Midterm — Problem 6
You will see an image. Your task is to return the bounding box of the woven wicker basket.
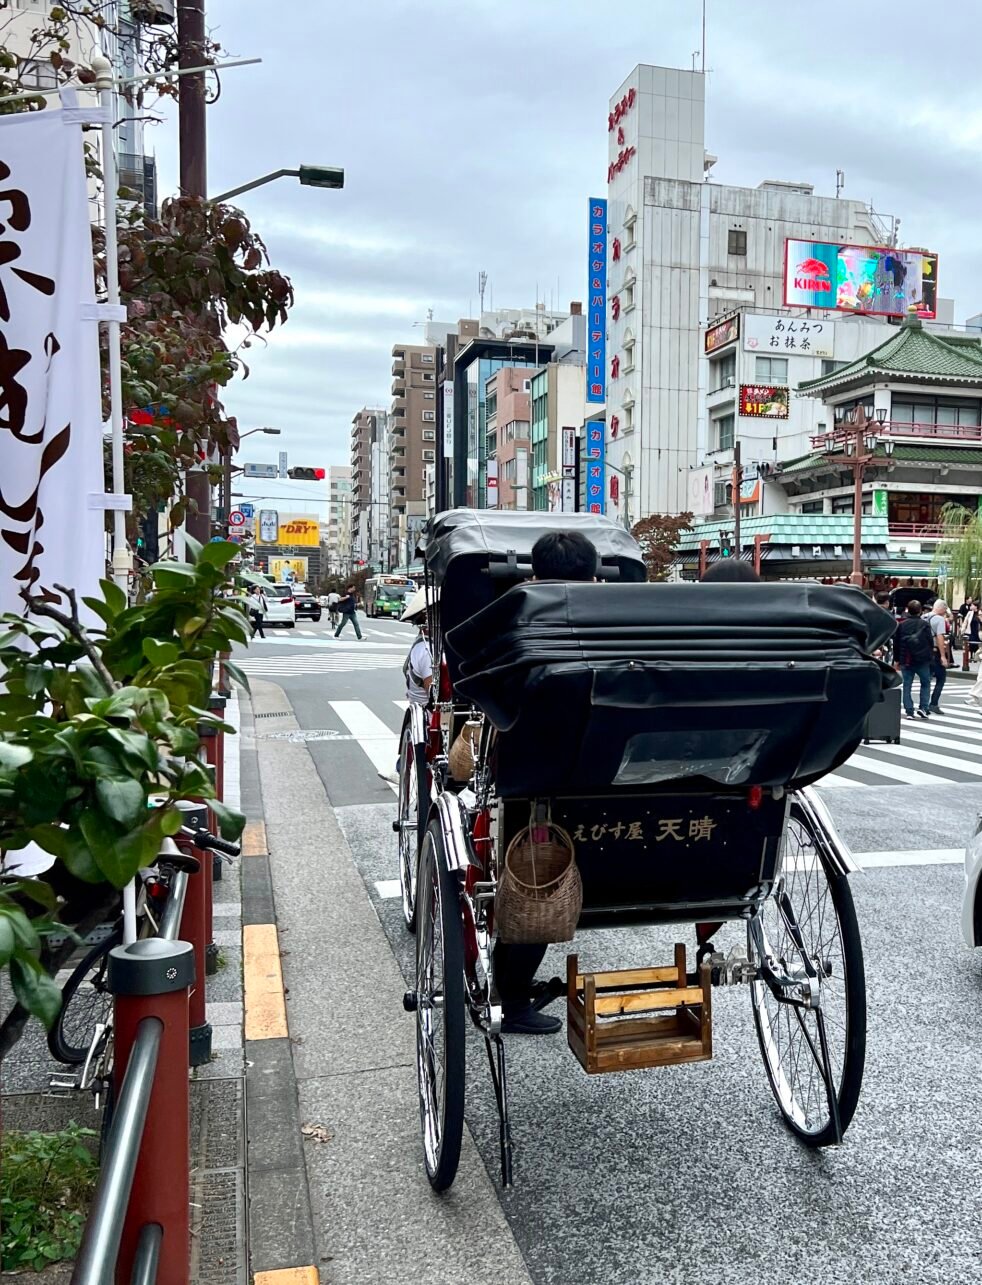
[496,822,582,944]
[448,719,481,782]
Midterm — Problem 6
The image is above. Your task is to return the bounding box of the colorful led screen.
[784,239,937,319]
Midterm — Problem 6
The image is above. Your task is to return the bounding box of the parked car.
[264,584,296,628]
[294,591,322,622]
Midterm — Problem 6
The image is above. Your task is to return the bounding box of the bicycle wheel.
[47,929,121,1066]
[415,821,465,1192]
[398,725,429,932]
[749,802,866,1146]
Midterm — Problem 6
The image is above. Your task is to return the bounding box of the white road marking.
[374,879,402,899]
[820,756,957,787]
[330,700,399,792]
[854,848,963,868]
[861,740,982,778]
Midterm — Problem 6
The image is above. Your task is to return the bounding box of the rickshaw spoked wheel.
[748,801,866,1147]
[398,725,427,932]
[415,821,465,1191]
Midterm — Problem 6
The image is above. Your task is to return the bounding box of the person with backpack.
[895,599,935,719]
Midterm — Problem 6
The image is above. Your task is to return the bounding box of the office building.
[604,63,894,520]
[485,368,532,509]
[390,343,439,566]
[325,465,352,574]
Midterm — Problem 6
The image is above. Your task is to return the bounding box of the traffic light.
[719,529,733,558]
[287,467,326,481]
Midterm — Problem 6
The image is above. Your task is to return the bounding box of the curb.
[238,688,320,1284]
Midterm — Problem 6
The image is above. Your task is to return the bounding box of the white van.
[264,584,297,628]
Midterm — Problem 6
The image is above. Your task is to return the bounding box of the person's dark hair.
[531,530,597,582]
[874,591,891,608]
[906,599,922,616]
[345,584,355,594]
[701,560,760,583]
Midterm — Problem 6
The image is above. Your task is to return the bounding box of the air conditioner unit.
[723,376,735,387]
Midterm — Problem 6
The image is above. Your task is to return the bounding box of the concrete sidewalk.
[245,678,531,1285]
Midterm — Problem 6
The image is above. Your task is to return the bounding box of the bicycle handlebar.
[178,825,241,857]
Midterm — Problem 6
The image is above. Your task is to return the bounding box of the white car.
[962,814,982,948]
[264,584,296,628]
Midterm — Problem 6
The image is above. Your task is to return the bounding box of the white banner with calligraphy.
[0,107,104,623]
[743,313,835,358]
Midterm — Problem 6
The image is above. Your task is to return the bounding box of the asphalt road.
[244,614,982,1285]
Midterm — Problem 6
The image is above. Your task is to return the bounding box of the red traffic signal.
[287,467,326,480]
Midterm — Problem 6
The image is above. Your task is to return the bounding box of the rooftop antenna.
[478,270,488,316]
[835,168,845,199]
[701,0,707,72]
[691,50,700,71]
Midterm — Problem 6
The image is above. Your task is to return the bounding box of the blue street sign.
[238,502,255,519]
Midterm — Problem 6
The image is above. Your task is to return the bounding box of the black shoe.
[528,976,565,1012]
[916,709,929,718]
[501,1005,562,1036]
[929,705,942,715]
[904,712,915,720]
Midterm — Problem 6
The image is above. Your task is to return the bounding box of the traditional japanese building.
[675,316,982,581]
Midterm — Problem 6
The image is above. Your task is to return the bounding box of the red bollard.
[110,937,194,1284]
[177,802,212,1066]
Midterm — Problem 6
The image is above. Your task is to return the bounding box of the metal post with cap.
[176,801,213,1064]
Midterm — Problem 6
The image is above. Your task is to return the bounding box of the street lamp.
[210,165,344,204]
[220,428,281,520]
[821,405,894,586]
[605,459,635,531]
[239,427,281,441]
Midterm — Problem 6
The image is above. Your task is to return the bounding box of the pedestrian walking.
[960,598,980,663]
[895,599,935,719]
[927,598,951,714]
[246,585,268,639]
[873,591,894,664]
[333,584,363,640]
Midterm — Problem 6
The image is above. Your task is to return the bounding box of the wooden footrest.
[566,944,713,1075]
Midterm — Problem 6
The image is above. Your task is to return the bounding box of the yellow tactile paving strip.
[242,820,268,856]
[253,1268,319,1285]
[243,923,289,1040]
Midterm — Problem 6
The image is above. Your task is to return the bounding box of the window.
[754,355,788,384]
[523,379,531,392]
[832,496,854,515]
[18,58,58,91]
[820,359,847,377]
[727,229,747,256]
[422,429,436,441]
[711,351,736,391]
[714,414,735,451]
[422,449,435,461]
[623,338,635,372]
[422,410,435,422]
[424,391,435,399]
[891,397,981,429]
[713,481,730,509]
[421,353,434,364]
[422,372,434,382]
[800,500,824,514]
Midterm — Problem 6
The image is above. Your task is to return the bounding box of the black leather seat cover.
[447,581,897,796]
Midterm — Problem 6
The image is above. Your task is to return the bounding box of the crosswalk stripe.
[823,755,959,787]
[858,740,982,778]
[330,700,399,791]
[901,721,982,745]
[898,727,982,759]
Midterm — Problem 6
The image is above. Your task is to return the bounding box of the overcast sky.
[154,0,982,516]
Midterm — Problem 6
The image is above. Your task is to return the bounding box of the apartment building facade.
[390,343,439,566]
[325,465,352,574]
[485,367,532,509]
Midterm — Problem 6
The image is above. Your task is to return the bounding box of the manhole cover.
[258,729,353,743]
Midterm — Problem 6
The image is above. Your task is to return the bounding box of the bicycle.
[48,824,240,1150]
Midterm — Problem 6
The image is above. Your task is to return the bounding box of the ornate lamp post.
[821,405,893,586]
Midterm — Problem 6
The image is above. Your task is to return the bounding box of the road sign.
[237,502,255,519]
[244,463,278,479]
[228,509,246,528]
[278,450,288,479]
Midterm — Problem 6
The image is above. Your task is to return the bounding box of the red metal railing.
[887,522,947,538]
[810,419,982,450]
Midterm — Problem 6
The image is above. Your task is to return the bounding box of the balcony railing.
[887,521,948,539]
[811,419,982,450]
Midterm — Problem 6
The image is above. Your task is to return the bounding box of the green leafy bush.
[0,1124,98,1272]
[0,537,249,1031]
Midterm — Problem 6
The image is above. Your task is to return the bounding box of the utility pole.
[178,0,212,547]
[732,439,742,559]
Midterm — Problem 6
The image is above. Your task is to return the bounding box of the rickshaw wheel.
[415,821,465,1191]
[749,801,866,1147]
[397,725,423,932]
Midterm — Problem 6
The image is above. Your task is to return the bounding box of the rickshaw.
[394,510,894,1191]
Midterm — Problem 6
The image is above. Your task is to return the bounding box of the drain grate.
[253,711,291,720]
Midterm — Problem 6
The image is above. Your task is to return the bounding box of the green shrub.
[0,1124,98,1272]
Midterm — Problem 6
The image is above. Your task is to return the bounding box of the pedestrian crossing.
[237,652,406,674]
[820,693,981,788]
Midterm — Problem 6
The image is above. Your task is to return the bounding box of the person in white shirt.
[928,598,950,714]
[327,590,341,629]
[402,595,433,707]
[246,587,268,639]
